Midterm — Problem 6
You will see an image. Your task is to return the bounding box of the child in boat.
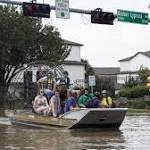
[49,89,61,117]
[32,89,50,115]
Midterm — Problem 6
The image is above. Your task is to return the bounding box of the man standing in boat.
[56,70,70,90]
[56,70,70,113]
[37,70,56,102]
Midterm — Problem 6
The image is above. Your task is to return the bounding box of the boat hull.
[62,108,127,129]
[11,113,76,129]
[10,108,128,129]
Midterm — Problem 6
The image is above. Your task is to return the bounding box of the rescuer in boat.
[62,70,70,89]
[100,90,113,108]
[32,89,50,115]
[37,70,56,102]
[56,70,70,90]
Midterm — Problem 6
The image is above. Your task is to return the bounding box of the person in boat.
[64,91,78,113]
[63,70,70,89]
[32,89,50,115]
[100,90,113,108]
[37,70,56,102]
[78,88,93,108]
[55,70,70,113]
[56,70,70,89]
[85,91,100,108]
[49,89,61,117]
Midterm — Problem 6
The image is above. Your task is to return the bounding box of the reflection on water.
[0,110,150,150]
[0,126,125,150]
[0,117,11,125]
[120,114,150,150]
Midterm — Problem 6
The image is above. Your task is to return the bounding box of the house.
[94,67,120,78]
[117,50,150,85]
[62,40,85,87]
[9,39,85,98]
[17,40,85,86]
[32,40,85,87]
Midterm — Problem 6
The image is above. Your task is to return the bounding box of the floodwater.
[0,110,150,150]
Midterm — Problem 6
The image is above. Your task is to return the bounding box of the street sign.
[117,9,149,25]
[89,75,96,86]
[55,0,70,19]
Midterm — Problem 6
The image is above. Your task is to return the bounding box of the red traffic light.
[147,76,150,82]
[91,9,115,25]
[22,2,51,18]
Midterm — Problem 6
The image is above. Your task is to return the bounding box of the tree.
[81,59,94,86]
[0,6,70,106]
[81,59,94,76]
[138,66,150,85]
[123,76,139,88]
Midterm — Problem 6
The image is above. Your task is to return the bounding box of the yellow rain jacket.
[101,96,112,108]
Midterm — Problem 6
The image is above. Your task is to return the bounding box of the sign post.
[89,75,96,94]
[117,9,149,25]
[55,0,70,19]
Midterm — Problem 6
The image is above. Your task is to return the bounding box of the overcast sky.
[20,0,150,67]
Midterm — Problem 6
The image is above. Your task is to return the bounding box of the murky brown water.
[0,110,150,150]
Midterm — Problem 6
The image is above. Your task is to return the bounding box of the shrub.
[119,85,150,98]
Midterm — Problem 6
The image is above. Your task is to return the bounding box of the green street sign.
[117,9,149,25]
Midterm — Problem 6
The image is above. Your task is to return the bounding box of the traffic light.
[91,8,115,25]
[146,76,150,89]
[22,2,51,18]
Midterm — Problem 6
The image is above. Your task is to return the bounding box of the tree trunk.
[0,79,8,107]
[0,66,8,107]
[0,83,8,107]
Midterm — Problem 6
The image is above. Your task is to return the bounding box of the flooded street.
[0,111,150,150]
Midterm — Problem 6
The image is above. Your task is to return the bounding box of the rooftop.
[93,67,120,75]
[119,50,150,62]
[64,40,83,46]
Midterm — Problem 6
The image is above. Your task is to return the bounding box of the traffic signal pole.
[1,0,150,23]
[0,0,115,16]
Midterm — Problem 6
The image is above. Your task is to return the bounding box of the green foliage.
[81,59,94,76]
[123,76,139,88]
[120,66,150,100]
[0,6,69,67]
[138,66,150,85]
[119,85,149,98]
[81,59,94,87]
[0,5,70,105]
